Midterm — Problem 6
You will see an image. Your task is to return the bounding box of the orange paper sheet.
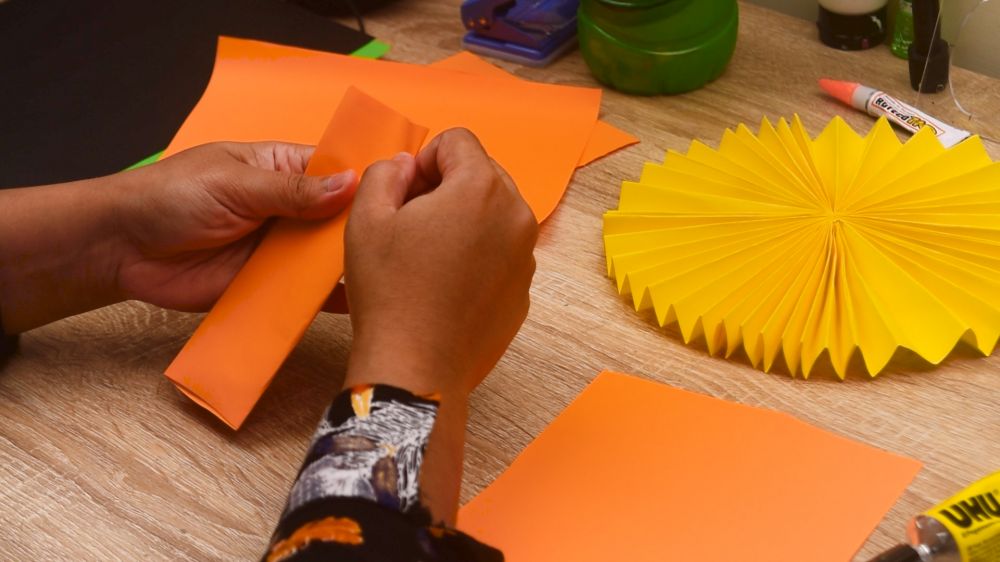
[428,52,638,167]
[165,87,428,429]
[163,37,604,222]
[459,371,922,562]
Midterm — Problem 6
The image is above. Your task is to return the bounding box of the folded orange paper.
[459,371,922,562]
[165,87,428,429]
[163,37,602,222]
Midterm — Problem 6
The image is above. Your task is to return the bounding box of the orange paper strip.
[165,87,428,429]
[163,37,603,222]
[429,52,638,167]
[459,371,922,562]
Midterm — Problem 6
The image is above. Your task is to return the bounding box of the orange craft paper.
[459,371,922,562]
[163,37,603,222]
[428,51,638,167]
[164,87,428,429]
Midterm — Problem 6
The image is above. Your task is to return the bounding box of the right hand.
[343,128,538,397]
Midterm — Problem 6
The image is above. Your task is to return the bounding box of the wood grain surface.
[2,1,998,560]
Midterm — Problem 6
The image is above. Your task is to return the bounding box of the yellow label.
[926,471,1000,562]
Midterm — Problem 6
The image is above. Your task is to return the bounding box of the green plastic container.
[578,0,739,95]
[890,0,914,59]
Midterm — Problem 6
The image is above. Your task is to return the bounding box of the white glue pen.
[819,78,971,147]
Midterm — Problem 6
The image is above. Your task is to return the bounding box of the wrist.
[70,175,130,308]
[0,177,127,332]
[345,333,471,401]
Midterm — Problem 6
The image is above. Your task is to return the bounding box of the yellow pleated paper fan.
[603,115,1000,378]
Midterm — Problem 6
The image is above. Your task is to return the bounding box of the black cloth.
[0,335,16,366]
[263,385,503,562]
[0,303,14,364]
[265,498,504,562]
[0,0,372,188]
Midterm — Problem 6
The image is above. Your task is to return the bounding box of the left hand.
[113,141,357,312]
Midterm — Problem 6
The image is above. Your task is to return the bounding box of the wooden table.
[2,1,998,560]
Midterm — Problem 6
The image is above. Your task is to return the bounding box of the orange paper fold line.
[429,51,638,167]
[162,37,603,222]
[459,371,922,562]
[165,87,428,429]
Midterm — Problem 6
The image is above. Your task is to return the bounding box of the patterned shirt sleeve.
[263,384,503,562]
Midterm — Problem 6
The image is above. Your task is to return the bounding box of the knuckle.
[215,141,254,165]
[285,174,313,213]
[527,219,540,244]
[203,140,231,153]
[443,127,477,144]
[518,294,532,322]
[362,159,395,181]
[512,197,538,235]
[442,128,487,157]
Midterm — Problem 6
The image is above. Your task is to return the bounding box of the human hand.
[113,142,357,312]
[343,129,538,398]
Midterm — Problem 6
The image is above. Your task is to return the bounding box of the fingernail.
[392,152,413,163]
[325,170,356,192]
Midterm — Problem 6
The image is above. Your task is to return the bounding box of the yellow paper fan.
[603,115,1000,378]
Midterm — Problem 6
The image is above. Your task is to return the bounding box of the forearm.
[0,178,124,333]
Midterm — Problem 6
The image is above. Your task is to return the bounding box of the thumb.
[236,167,358,220]
[350,153,419,224]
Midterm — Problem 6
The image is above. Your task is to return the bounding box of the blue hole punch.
[461,0,579,67]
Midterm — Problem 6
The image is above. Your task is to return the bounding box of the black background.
[0,0,372,187]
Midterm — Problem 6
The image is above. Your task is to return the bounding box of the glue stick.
[868,471,1000,562]
[818,78,972,148]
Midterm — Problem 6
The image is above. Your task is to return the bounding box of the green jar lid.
[579,0,739,95]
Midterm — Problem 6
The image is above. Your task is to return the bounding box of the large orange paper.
[428,52,638,167]
[165,87,428,429]
[459,371,922,562]
[163,37,603,222]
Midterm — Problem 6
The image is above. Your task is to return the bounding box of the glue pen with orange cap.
[819,78,970,147]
